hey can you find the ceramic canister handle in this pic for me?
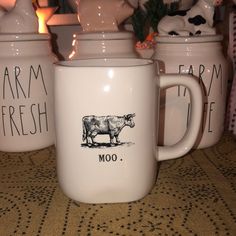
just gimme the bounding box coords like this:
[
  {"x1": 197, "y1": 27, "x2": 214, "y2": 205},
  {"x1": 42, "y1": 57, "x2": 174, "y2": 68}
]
[{"x1": 156, "y1": 74, "x2": 203, "y2": 161}]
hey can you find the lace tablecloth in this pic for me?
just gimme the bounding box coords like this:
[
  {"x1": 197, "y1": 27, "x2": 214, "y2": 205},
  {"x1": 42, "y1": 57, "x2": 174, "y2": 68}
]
[{"x1": 1, "y1": 133, "x2": 236, "y2": 235}]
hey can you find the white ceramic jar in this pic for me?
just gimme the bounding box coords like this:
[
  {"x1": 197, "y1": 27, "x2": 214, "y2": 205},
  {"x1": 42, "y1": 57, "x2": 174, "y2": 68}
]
[
  {"x1": 0, "y1": 33, "x2": 57, "y2": 152},
  {"x1": 153, "y1": 35, "x2": 228, "y2": 149},
  {"x1": 69, "y1": 31, "x2": 139, "y2": 59}
]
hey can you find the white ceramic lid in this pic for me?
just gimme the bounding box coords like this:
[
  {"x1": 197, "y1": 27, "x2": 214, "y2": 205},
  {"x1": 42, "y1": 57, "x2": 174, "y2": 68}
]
[
  {"x1": 155, "y1": 35, "x2": 223, "y2": 43},
  {"x1": 0, "y1": 33, "x2": 50, "y2": 42},
  {"x1": 75, "y1": 31, "x2": 134, "y2": 40}
]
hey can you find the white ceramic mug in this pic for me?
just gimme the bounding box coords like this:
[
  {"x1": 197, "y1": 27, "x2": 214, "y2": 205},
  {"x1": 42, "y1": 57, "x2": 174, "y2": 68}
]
[{"x1": 54, "y1": 58, "x2": 203, "y2": 204}]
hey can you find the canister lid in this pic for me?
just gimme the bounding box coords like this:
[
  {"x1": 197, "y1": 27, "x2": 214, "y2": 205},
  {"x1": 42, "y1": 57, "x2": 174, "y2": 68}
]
[
  {"x1": 155, "y1": 35, "x2": 223, "y2": 43},
  {"x1": 0, "y1": 33, "x2": 50, "y2": 42},
  {"x1": 74, "y1": 31, "x2": 134, "y2": 41}
]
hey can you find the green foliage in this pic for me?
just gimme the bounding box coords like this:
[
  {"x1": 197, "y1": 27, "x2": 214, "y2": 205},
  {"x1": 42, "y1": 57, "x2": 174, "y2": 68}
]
[
  {"x1": 131, "y1": 0, "x2": 179, "y2": 42},
  {"x1": 131, "y1": 8, "x2": 148, "y2": 43}
]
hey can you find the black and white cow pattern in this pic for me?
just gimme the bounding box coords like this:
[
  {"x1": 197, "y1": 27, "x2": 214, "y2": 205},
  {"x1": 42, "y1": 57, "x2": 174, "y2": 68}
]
[
  {"x1": 158, "y1": 0, "x2": 223, "y2": 36},
  {"x1": 82, "y1": 114, "x2": 135, "y2": 147}
]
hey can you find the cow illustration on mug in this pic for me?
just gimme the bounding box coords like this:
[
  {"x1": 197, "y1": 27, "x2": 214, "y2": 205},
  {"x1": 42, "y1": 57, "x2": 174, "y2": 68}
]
[{"x1": 82, "y1": 114, "x2": 135, "y2": 148}]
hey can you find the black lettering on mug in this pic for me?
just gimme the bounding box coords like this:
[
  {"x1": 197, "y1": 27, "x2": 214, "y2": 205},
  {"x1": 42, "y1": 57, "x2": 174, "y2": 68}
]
[
  {"x1": 81, "y1": 114, "x2": 135, "y2": 148},
  {"x1": 98, "y1": 154, "x2": 118, "y2": 162}
]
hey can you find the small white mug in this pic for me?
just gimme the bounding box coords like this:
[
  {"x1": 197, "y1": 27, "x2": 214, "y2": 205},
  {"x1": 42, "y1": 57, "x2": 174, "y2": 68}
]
[{"x1": 54, "y1": 58, "x2": 203, "y2": 204}]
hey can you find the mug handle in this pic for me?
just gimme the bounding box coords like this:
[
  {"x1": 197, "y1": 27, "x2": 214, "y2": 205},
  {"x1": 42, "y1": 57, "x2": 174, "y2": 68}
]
[{"x1": 156, "y1": 74, "x2": 203, "y2": 161}]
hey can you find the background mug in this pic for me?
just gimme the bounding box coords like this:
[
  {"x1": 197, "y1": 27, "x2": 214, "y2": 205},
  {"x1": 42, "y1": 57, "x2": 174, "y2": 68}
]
[{"x1": 54, "y1": 58, "x2": 203, "y2": 204}]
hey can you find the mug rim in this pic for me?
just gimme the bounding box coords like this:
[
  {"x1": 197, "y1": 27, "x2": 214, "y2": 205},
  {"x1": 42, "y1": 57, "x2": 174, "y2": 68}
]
[{"x1": 55, "y1": 58, "x2": 155, "y2": 68}]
